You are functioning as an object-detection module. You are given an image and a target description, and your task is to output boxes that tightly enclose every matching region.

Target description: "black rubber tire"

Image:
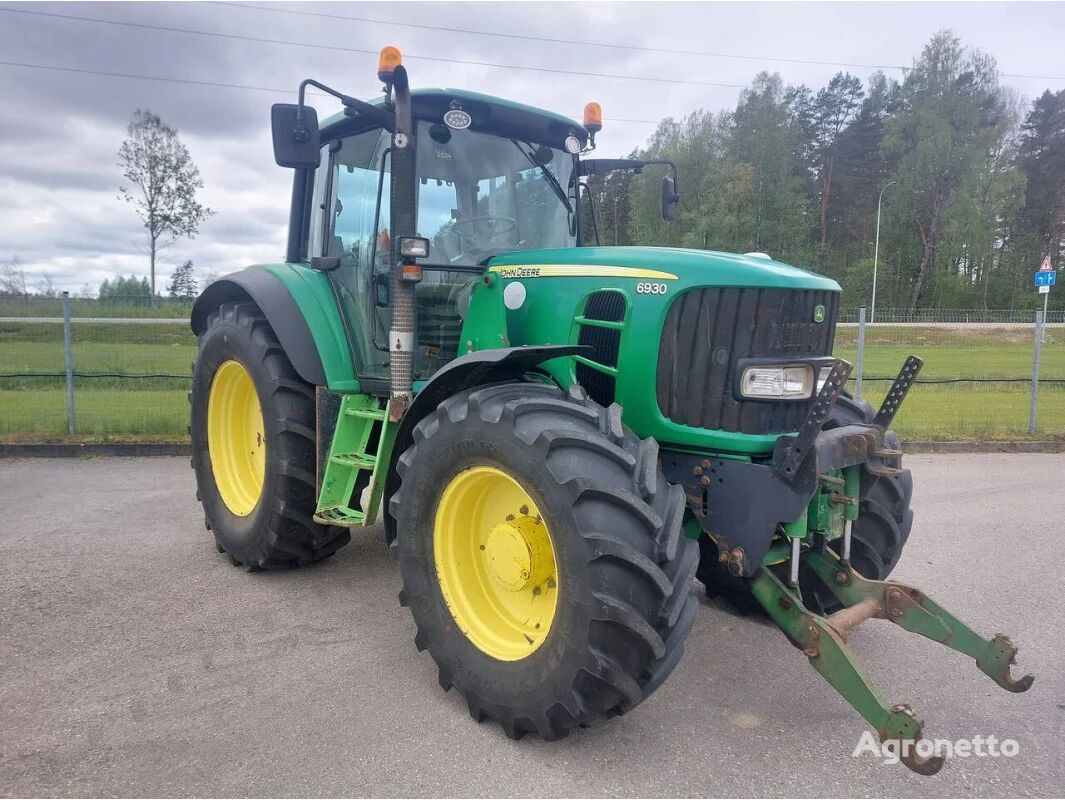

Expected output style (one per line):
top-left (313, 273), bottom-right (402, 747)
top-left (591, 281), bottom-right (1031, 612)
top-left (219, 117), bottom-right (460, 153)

top-left (190, 301), bottom-right (350, 570)
top-left (696, 393), bottom-right (914, 613)
top-left (802, 394), bottom-right (915, 611)
top-left (390, 382), bottom-right (699, 740)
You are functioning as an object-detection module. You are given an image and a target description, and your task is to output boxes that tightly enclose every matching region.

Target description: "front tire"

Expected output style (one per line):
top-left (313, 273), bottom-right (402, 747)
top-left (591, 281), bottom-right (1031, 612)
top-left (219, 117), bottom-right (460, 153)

top-left (390, 382), bottom-right (699, 739)
top-left (190, 301), bottom-right (350, 569)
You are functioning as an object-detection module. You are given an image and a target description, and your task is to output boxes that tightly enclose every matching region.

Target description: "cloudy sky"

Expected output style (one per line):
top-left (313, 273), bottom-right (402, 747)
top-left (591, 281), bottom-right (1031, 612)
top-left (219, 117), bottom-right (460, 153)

top-left (2, 0), bottom-right (1063, 294)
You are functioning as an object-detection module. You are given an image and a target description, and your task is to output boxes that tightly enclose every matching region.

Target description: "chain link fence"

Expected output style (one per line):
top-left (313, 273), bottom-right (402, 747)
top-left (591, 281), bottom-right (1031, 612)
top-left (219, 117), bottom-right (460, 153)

top-left (1, 295), bottom-right (1061, 442)
top-left (839, 307), bottom-right (1065, 324)
top-left (0, 296), bottom-right (194, 441)
top-left (0, 294), bottom-right (193, 319)
top-left (839, 308), bottom-right (1063, 440)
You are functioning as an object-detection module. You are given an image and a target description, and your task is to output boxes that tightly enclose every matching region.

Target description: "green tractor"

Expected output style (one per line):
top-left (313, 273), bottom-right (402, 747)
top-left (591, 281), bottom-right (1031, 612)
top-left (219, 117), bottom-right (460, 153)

top-left (189, 49), bottom-right (1031, 772)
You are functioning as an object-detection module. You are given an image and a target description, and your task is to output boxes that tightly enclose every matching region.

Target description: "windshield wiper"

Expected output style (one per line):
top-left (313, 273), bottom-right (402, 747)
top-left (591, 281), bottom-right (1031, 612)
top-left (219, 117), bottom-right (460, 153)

top-left (512, 140), bottom-right (572, 214)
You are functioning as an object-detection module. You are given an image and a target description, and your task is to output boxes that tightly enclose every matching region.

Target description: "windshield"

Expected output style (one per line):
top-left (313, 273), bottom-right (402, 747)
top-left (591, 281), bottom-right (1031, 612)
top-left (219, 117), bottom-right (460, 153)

top-left (415, 121), bottom-right (577, 266)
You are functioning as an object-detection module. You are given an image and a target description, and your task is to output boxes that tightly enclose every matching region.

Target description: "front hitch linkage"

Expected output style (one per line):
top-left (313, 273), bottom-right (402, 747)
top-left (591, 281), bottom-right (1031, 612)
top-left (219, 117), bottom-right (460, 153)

top-left (752, 551), bottom-right (1033, 775)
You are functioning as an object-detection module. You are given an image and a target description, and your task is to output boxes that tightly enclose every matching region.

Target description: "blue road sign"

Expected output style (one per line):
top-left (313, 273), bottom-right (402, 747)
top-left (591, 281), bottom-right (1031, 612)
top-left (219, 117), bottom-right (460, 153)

top-left (1035, 270), bottom-right (1056, 287)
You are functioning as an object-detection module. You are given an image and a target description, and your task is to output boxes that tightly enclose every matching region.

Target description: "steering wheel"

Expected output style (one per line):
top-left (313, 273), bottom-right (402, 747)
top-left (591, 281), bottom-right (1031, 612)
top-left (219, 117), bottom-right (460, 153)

top-left (452, 215), bottom-right (518, 256)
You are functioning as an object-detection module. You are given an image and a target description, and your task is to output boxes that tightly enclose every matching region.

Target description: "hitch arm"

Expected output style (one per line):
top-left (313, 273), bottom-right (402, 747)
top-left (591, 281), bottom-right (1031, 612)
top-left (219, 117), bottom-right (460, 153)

top-left (874, 354), bottom-right (923, 429)
top-left (751, 567), bottom-right (947, 775)
top-left (804, 551), bottom-right (1035, 693)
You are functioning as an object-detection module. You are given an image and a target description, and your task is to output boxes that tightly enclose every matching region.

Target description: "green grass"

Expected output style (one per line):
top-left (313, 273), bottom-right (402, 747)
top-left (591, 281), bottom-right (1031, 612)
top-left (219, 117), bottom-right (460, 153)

top-left (0, 297), bottom-right (193, 318)
top-left (834, 326), bottom-right (1064, 380)
top-left (0, 388), bottom-right (189, 441)
top-left (0, 323), bottom-right (1061, 442)
top-left (855, 383), bottom-right (1065, 441)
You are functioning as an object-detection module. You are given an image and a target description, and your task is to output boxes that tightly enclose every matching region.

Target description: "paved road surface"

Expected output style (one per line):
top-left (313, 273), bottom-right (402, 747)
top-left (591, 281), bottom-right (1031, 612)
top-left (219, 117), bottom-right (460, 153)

top-left (1, 455), bottom-right (1061, 797)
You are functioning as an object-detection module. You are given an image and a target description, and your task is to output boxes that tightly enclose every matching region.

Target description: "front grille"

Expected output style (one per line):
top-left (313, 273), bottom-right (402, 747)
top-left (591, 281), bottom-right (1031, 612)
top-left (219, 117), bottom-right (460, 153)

top-left (656, 287), bottom-right (839, 434)
top-left (575, 290), bottom-right (625, 407)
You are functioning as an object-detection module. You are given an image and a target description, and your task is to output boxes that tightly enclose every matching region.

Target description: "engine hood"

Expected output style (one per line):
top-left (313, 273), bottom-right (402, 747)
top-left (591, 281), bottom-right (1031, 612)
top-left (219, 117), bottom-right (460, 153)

top-left (487, 246), bottom-right (840, 293)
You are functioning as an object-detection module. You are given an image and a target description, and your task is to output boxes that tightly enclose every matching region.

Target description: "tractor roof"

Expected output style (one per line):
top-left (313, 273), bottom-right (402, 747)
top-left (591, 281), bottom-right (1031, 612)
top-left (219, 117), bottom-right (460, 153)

top-left (319, 88), bottom-right (587, 150)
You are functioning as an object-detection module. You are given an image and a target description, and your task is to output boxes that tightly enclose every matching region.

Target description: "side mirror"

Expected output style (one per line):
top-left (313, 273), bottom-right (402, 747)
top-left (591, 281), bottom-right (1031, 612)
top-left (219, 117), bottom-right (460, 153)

top-left (372, 273), bottom-right (390, 307)
top-left (661, 174), bottom-right (679, 222)
top-left (271, 103), bottom-right (321, 168)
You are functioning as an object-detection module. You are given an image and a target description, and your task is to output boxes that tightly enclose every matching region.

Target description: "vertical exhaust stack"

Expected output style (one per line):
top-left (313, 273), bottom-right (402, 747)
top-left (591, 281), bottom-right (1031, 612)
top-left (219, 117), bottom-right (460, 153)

top-left (382, 53), bottom-right (416, 421)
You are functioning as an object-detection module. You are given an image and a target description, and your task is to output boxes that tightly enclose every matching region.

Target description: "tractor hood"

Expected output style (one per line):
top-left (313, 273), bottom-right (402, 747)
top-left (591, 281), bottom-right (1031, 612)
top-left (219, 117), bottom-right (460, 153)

top-left (487, 246), bottom-right (840, 292)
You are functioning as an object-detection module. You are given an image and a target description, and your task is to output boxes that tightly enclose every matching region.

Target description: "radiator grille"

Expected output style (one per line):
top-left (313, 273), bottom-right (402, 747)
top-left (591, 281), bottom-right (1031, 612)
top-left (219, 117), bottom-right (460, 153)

top-left (656, 287), bottom-right (839, 434)
top-left (575, 290), bottom-right (625, 407)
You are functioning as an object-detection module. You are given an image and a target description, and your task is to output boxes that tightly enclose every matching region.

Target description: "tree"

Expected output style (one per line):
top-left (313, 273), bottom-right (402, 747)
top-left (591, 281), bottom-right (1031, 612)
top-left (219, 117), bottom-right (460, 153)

top-left (1015, 89), bottom-right (1065, 260)
top-left (882, 32), bottom-right (1012, 310)
top-left (37, 274), bottom-right (58, 297)
top-left (0, 255), bottom-right (27, 297)
top-left (727, 73), bottom-right (815, 263)
top-left (166, 259), bottom-right (198, 299)
top-left (99, 274), bottom-right (152, 301)
top-left (810, 73), bottom-right (864, 249)
top-left (118, 109), bottom-right (213, 299)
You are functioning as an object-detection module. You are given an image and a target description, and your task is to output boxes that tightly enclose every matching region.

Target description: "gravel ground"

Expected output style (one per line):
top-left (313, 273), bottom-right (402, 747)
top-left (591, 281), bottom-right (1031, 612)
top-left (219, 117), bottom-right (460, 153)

top-left (1, 455), bottom-right (1061, 798)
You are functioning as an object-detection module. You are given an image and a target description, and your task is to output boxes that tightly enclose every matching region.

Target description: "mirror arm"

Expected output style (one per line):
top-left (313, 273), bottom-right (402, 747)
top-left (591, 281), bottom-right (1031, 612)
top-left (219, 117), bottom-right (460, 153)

top-left (643, 158), bottom-right (680, 197)
top-left (578, 157), bottom-right (679, 197)
top-left (298, 79), bottom-right (395, 131)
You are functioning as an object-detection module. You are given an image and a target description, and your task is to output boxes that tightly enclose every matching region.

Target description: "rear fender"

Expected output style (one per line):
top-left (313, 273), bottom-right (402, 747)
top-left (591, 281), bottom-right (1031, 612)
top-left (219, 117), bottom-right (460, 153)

top-left (192, 265), bottom-right (356, 389)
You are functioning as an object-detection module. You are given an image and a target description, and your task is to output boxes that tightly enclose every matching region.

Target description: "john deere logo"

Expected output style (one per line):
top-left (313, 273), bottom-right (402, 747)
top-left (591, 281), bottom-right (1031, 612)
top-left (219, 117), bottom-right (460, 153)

top-left (813, 304), bottom-right (826, 323)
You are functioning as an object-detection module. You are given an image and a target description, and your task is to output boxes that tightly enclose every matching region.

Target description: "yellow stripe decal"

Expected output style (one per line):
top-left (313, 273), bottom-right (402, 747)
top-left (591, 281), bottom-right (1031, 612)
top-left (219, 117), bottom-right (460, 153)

top-left (488, 265), bottom-right (678, 280)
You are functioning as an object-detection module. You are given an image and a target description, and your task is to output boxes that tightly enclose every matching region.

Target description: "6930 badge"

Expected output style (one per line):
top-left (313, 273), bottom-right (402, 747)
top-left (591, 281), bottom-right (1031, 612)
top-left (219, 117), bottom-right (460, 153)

top-left (636, 282), bottom-right (668, 295)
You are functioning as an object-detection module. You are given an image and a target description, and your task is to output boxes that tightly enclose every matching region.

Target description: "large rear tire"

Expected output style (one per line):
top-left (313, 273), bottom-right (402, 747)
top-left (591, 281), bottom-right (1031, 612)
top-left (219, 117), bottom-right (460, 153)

top-left (190, 301), bottom-right (350, 569)
top-left (391, 382), bottom-right (699, 739)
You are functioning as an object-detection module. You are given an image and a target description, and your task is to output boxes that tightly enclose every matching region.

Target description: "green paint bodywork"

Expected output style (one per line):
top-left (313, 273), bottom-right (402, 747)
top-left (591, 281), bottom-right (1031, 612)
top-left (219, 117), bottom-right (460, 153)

top-left (751, 550), bottom-right (1033, 773)
top-left (462, 246), bottom-right (839, 454)
top-left (320, 88), bottom-right (584, 141)
top-left (315, 393), bottom-right (396, 527)
top-left (255, 262), bottom-right (360, 392)
top-left (238, 244), bottom-right (838, 458)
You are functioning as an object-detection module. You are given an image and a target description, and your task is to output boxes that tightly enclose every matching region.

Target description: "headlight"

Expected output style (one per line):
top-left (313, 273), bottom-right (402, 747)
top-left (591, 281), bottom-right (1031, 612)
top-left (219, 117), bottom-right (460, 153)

top-left (740, 365), bottom-right (814, 399)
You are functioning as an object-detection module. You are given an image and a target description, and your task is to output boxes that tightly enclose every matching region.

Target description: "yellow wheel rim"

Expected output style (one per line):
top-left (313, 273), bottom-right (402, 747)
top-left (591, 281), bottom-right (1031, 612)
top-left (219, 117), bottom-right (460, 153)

top-left (207, 360), bottom-right (266, 517)
top-left (433, 466), bottom-right (559, 661)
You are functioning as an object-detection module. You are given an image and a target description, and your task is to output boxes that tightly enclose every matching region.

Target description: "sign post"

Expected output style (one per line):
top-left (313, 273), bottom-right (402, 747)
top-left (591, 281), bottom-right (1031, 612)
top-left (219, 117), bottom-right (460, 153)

top-left (1035, 256), bottom-right (1055, 328)
top-left (1030, 257), bottom-right (1054, 432)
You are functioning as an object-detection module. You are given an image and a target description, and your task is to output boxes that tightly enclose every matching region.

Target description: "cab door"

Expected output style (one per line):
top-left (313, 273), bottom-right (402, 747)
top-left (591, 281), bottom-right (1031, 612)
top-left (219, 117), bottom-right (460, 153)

top-left (310, 127), bottom-right (393, 383)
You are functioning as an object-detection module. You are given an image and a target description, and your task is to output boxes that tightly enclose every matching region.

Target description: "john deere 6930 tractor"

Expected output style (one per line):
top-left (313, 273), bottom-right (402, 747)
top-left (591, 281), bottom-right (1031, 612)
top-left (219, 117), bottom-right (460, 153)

top-left (190, 48), bottom-right (1031, 773)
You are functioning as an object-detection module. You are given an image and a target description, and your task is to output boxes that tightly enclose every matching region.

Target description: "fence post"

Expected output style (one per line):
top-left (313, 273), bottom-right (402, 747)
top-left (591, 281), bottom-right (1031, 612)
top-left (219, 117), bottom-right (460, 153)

top-left (854, 305), bottom-right (866, 399)
top-left (62, 291), bottom-right (76, 435)
top-left (1028, 309), bottom-right (1044, 436)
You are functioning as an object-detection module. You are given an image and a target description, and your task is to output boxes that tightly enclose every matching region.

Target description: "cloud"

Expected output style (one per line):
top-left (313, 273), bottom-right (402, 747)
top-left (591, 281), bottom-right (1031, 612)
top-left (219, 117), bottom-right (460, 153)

top-left (0, 1), bottom-right (1062, 291)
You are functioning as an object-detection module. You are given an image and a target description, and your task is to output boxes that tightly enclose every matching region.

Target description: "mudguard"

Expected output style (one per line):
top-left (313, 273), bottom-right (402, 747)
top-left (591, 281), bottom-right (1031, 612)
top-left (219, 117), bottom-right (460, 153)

top-left (382, 345), bottom-right (589, 544)
top-left (191, 268), bottom-right (327, 387)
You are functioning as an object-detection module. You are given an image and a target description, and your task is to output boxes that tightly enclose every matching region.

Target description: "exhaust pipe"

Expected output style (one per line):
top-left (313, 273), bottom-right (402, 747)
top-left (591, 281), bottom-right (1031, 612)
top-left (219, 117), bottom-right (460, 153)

top-left (387, 64), bottom-right (416, 422)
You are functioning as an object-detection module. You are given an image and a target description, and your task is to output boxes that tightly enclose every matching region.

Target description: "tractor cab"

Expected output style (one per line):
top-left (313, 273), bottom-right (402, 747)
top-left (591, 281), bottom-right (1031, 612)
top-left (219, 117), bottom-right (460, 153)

top-left (308, 89), bottom-right (584, 380)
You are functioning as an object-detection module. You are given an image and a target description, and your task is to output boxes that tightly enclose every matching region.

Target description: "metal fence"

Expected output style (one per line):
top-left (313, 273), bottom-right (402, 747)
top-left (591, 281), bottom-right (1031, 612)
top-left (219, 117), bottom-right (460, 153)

top-left (0, 294), bottom-right (194, 441)
top-left (0, 295), bottom-right (1061, 442)
top-left (841, 307), bottom-right (1062, 440)
top-left (0, 294), bottom-right (193, 320)
top-left (839, 307), bottom-right (1065, 324)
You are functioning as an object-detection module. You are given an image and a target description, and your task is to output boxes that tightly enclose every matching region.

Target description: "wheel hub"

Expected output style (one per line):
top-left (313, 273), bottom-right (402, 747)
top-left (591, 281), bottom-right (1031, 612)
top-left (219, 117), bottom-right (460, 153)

top-left (433, 466), bottom-right (559, 661)
top-left (485, 517), bottom-right (552, 592)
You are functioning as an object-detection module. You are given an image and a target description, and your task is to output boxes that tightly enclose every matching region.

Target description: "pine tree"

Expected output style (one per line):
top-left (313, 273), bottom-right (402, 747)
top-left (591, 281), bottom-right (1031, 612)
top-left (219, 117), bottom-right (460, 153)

top-left (166, 260), bottom-right (198, 300)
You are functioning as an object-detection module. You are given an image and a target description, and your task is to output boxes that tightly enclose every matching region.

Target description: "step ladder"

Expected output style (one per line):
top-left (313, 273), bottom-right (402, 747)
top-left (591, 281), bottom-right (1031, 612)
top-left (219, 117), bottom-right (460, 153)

top-left (314, 394), bottom-right (393, 527)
